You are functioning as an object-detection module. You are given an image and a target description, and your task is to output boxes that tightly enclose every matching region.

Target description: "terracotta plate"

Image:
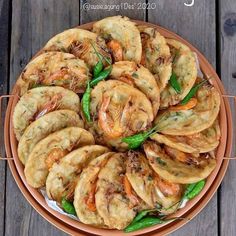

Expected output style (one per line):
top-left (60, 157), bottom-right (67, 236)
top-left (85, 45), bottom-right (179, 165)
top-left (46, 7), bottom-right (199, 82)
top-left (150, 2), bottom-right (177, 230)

top-left (4, 20), bottom-right (233, 235)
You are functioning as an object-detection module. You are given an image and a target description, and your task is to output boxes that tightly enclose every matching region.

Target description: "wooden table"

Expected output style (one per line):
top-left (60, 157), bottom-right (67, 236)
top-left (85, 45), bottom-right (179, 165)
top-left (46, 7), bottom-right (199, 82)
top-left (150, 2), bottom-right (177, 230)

top-left (0, 0), bottom-right (235, 235)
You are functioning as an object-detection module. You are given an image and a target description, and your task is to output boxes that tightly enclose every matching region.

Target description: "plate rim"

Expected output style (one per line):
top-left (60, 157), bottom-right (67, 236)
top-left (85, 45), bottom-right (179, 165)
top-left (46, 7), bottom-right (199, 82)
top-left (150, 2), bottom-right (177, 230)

top-left (4, 19), bottom-right (233, 235)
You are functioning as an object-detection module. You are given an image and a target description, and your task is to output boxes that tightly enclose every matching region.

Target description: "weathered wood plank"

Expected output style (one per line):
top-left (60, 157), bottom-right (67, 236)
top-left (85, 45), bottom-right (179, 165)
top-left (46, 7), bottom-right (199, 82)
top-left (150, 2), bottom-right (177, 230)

top-left (148, 1), bottom-right (218, 235)
top-left (148, 0), bottom-right (216, 63)
top-left (5, 1), bottom-right (80, 235)
top-left (219, 0), bottom-right (236, 235)
top-left (80, 0), bottom-right (146, 24)
top-left (5, 1), bottom-right (225, 236)
top-left (0, 0), bottom-right (10, 235)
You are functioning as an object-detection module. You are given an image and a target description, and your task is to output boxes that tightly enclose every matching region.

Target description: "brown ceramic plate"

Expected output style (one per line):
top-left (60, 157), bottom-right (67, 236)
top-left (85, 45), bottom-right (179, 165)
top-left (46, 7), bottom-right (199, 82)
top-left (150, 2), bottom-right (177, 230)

top-left (3, 20), bottom-right (233, 235)
top-left (4, 92), bottom-right (232, 236)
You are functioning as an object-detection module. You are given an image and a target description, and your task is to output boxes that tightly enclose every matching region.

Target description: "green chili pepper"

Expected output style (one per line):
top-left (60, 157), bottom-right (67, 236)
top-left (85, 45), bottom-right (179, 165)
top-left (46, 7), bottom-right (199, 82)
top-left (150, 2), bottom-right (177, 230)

top-left (122, 124), bottom-right (159, 149)
top-left (91, 42), bottom-right (112, 65)
top-left (169, 72), bottom-right (181, 94)
top-left (180, 180), bottom-right (205, 206)
top-left (124, 216), bottom-right (183, 233)
top-left (124, 216), bottom-right (164, 232)
top-left (91, 43), bottom-right (104, 77)
top-left (131, 209), bottom-right (160, 224)
top-left (90, 66), bottom-right (112, 87)
top-left (180, 79), bottom-right (208, 105)
top-left (183, 183), bottom-right (197, 198)
top-left (122, 115), bottom-right (169, 149)
top-left (90, 43), bottom-right (104, 77)
top-left (93, 60), bottom-right (103, 77)
top-left (82, 82), bottom-right (91, 122)
top-left (185, 179), bottom-right (205, 200)
top-left (122, 132), bottom-right (150, 149)
top-left (61, 197), bottom-right (76, 216)
top-left (90, 42), bottom-right (112, 86)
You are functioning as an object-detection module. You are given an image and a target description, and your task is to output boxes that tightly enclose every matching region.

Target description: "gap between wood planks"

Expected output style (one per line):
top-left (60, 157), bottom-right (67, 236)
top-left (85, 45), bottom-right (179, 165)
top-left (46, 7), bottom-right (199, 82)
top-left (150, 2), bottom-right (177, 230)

top-left (216, 0), bottom-right (222, 235)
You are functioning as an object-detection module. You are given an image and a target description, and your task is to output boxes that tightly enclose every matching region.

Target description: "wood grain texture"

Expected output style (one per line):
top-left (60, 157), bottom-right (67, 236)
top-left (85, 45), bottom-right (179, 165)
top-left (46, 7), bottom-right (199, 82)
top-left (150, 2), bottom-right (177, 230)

top-left (0, 0), bottom-right (10, 235)
top-left (219, 0), bottom-right (236, 235)
top-left (80, 0), bottom-right (146, 24)
top-left (6, 0), bottom-right (80, 235)
top-left (4, 0), bottom-right (235, 235)
top-left (148, 0), bottom-right (216, 64)
top-left (147, 1), bottom-right (218, 235)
